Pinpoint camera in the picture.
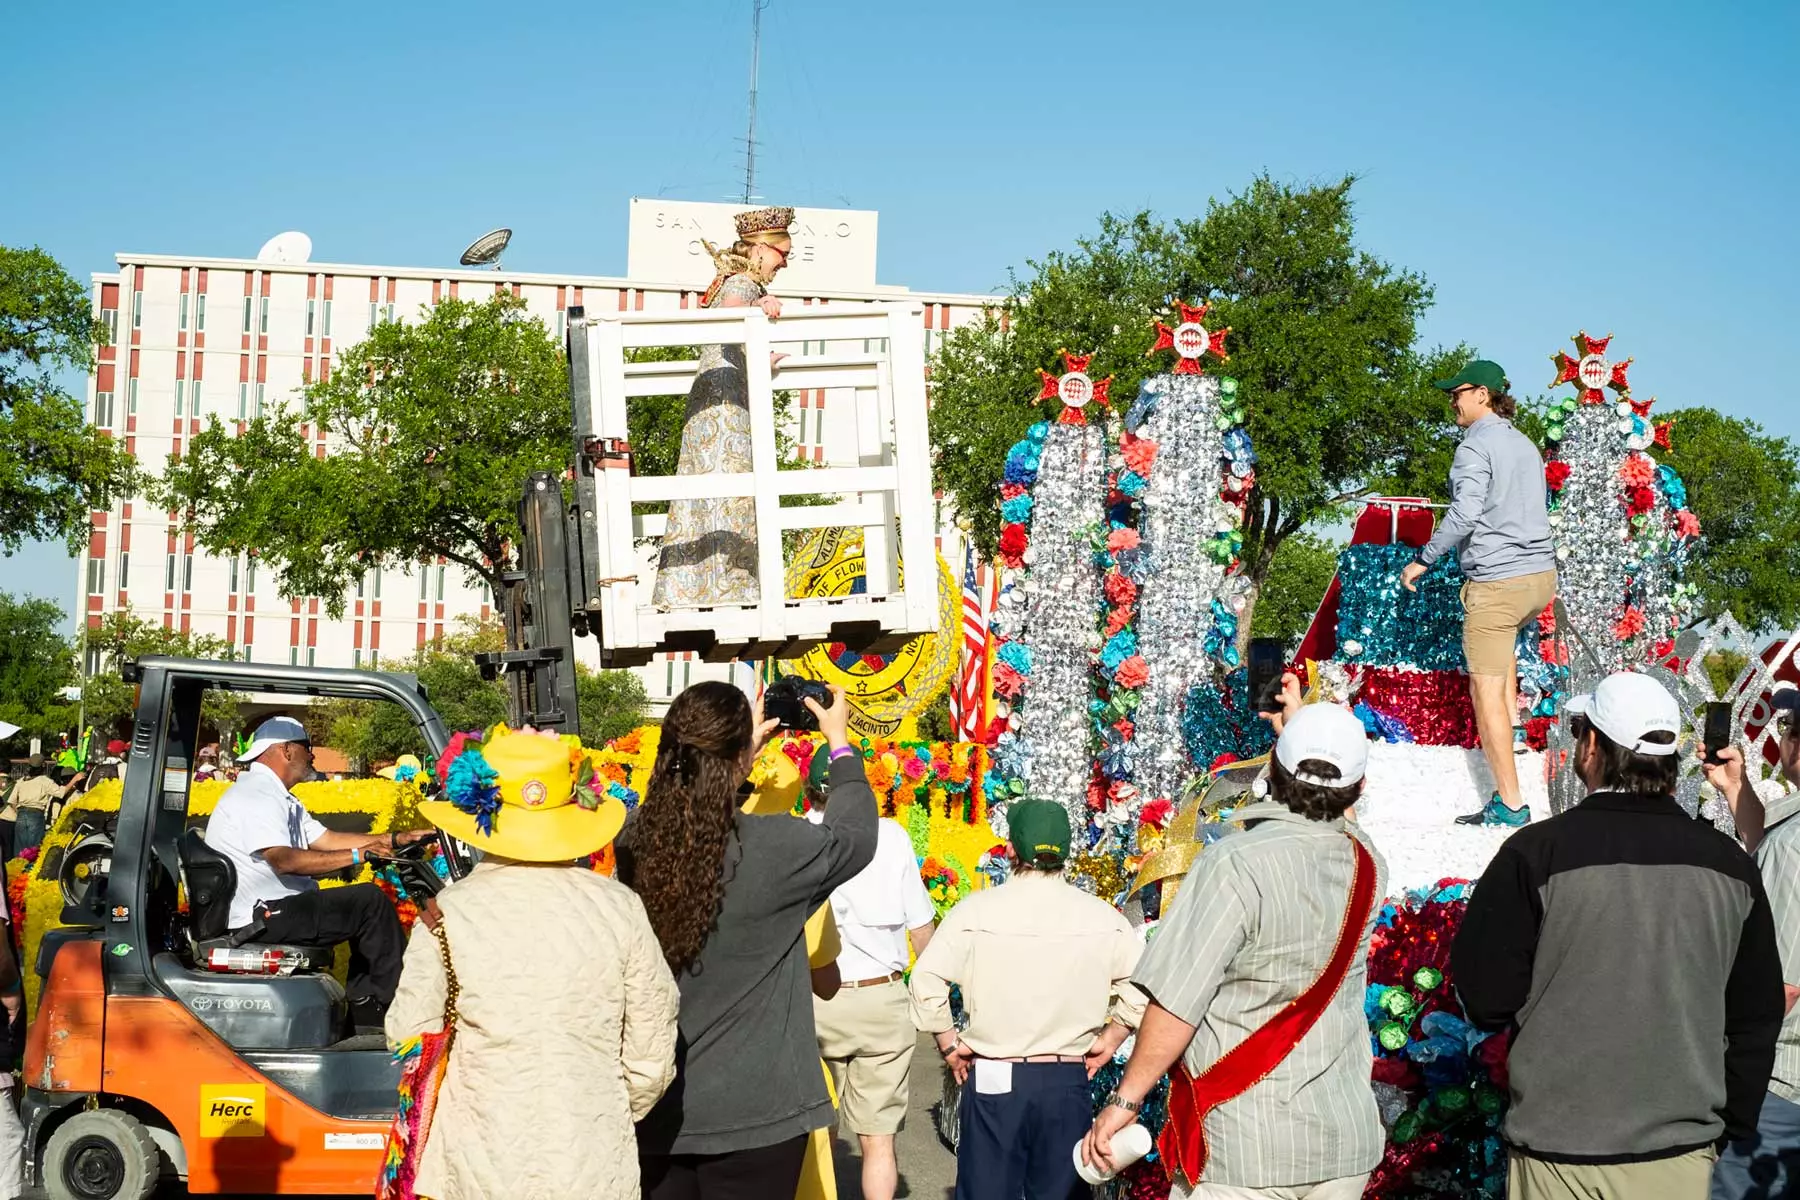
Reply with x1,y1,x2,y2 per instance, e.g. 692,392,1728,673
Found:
763,675,834,732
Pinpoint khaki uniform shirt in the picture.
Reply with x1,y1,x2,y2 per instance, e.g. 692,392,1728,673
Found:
9,776,61,814
908,871,1146,1058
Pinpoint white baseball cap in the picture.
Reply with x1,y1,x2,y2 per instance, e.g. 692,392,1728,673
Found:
1274,703,1370,787
240,715,310,763
1563,672,1681,756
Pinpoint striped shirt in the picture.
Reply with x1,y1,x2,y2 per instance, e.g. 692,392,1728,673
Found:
1134,802,1387,1192
1756,791,1800,1105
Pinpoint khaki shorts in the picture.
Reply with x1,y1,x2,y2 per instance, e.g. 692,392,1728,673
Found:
1507,1146,1716,1200
1462,570,1557,677
814,978,915,1135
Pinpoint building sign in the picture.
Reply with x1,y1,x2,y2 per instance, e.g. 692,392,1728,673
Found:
627,199,879,293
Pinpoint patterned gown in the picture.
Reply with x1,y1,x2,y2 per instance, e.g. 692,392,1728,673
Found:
652,272,764,608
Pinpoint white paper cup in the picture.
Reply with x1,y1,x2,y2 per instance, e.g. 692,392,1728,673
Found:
1073,1121,1152,1184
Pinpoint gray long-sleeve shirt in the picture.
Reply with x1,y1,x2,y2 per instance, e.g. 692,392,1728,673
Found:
1417,414,1557,582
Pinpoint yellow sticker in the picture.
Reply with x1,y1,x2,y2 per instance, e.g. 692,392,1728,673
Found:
199,1084,266,1138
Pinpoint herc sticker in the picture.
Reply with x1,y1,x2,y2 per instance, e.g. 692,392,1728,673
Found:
199,1084,266,1138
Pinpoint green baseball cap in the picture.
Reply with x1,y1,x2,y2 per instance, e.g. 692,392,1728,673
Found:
806,745,833,799
1008,799,1071,866
1434,359,1509,394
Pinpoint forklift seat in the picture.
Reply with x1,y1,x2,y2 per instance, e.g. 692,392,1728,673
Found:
178,828,334,973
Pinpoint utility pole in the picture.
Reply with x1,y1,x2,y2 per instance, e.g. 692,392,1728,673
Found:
742,0,771,204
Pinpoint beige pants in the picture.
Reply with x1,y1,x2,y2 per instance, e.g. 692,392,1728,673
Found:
814,978,915,1135
1462,569,1557,676
1507,1148,1717,1199
1186,1175,1368,1200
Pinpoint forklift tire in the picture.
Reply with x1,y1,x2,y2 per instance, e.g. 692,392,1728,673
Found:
41,1109,160,1200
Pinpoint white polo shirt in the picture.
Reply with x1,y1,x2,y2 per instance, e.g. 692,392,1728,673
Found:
810,813,935,980
204,761,327,928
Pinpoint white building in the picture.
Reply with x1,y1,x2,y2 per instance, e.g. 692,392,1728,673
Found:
78,202,1000,710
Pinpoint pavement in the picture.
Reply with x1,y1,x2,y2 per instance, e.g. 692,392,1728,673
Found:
122,1033,962,1200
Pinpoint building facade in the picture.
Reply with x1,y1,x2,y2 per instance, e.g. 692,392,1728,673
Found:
79,217,998,710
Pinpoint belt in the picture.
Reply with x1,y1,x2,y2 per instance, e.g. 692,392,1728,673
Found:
842,971,903,989
983,1054,1084,1064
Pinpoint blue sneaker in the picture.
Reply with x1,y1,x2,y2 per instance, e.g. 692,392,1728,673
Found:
1455,794,1530,827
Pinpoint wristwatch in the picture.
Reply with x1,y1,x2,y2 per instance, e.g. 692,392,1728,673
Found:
1102,1090,1142,1114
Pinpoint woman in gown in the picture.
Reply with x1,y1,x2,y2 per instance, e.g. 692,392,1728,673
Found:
652,205,795,609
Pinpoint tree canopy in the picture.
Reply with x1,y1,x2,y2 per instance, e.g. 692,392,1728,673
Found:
1655,407,1800,632
79,611,243,738
0,592,77,752
0,245,138,552
1248,533,1342,647
928,176,1465,634
154,294,569,619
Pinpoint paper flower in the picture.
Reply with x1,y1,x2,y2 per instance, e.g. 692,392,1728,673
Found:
1675,510,1701,538
1104,573,1138,606
1115,655,1149,689
1105,528,1141,553
1612,606,1646,639
1544,461,1571,492
1619,455,1655,488
998,523,1028,565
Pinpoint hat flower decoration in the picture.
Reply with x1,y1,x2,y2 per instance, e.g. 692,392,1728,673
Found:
423,725,629,861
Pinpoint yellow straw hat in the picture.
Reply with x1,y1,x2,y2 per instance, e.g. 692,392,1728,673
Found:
419,729,626,863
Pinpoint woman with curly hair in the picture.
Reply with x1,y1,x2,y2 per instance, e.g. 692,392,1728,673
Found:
620,679,876,1199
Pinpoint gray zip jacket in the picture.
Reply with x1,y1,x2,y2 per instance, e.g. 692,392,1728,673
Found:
1417,414,1557,582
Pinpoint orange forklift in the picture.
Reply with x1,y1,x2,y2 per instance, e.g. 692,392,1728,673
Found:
22,656,470,1200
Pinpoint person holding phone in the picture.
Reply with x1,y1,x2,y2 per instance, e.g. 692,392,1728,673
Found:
619,680,878,1200
1399,360,1557,829
1703,689,1800,1199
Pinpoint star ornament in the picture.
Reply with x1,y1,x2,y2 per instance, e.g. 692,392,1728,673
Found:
1552,330,1633,405
1149,302,1230,375
1036,350,1113,425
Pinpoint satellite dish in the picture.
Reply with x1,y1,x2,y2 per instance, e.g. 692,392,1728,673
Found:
256,231,313,264
460,228,512,269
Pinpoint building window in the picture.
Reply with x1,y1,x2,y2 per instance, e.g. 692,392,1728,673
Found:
385,303,396,324
369,649,379,668
418,568,428,601
128,378,139,415
237,383,248,420
353,648,362,668
370,568,381,600
174,380,185,418
85,646,102,676
369,302,379,331
306,299,315,336
100,307,117,343
94,391,115,428
165,553,177,592
556,311,566,342
255,384,265,416
86,557,105,595
228,556,238,594
132,291,142,329
322,299,332,336
290,647,299,666
259,298,269,335
179,294,188,331
190,379,201,413
435,565,445,602
242,297,253,334
183,554,194,592
196,293,206,331
245,558,257,593
354,574,364,599
242,643,252,662
118,551,128,591
306,647,316,667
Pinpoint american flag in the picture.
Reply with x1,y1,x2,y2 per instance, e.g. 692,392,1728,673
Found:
951,547,995,741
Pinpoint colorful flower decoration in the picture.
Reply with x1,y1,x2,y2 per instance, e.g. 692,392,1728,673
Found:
444,746,502,836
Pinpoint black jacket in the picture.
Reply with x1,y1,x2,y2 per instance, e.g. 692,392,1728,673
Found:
1452,791,1784,1163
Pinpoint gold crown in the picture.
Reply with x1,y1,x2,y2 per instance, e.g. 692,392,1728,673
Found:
735,206,794,238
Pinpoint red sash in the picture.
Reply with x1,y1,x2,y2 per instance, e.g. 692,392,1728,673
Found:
1158,834,1378,1189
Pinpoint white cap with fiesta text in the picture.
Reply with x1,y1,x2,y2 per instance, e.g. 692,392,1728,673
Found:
1274,703,1371,787
1563,671,1682,756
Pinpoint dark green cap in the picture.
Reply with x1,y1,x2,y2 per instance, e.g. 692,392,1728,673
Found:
1008,799,1071,865
1434,359,1508,394
806,745,833,799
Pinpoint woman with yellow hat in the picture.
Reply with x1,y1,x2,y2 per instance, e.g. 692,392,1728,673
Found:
385,728,680,1200
622,680,877,1199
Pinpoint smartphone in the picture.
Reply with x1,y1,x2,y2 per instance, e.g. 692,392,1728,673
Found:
1248,638,1287,715
762,675,834,732
1702,702,1733,766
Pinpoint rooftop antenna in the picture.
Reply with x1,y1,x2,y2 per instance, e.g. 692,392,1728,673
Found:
460,228,513,270
741,0,771,204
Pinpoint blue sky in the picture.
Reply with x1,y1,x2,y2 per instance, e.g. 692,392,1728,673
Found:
5,0,1795,620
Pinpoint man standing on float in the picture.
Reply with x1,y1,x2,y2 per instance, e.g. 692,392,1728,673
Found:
1400,360,1557,828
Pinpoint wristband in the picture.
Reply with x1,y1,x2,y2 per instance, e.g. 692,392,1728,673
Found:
829,746,858,763
351,848,363,867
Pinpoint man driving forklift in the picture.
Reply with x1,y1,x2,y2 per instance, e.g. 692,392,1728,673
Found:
204,716,431,1031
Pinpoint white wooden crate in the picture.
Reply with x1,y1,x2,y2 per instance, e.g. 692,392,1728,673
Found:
569,302,937,664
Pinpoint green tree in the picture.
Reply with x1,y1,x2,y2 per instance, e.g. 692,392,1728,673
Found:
577,668,650,745
929,176,1464,638
1654,407,1800,632
0,592,78,751
1248,533,1343,647
154,294,568,625
1703,649,1750,698
0,245,138,551
79,611,242,738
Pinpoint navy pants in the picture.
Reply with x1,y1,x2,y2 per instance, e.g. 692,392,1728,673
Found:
955,1061,1090,1200
1712,1090,1800,1200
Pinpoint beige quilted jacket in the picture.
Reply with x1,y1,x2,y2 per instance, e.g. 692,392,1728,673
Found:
386,860,679,1200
